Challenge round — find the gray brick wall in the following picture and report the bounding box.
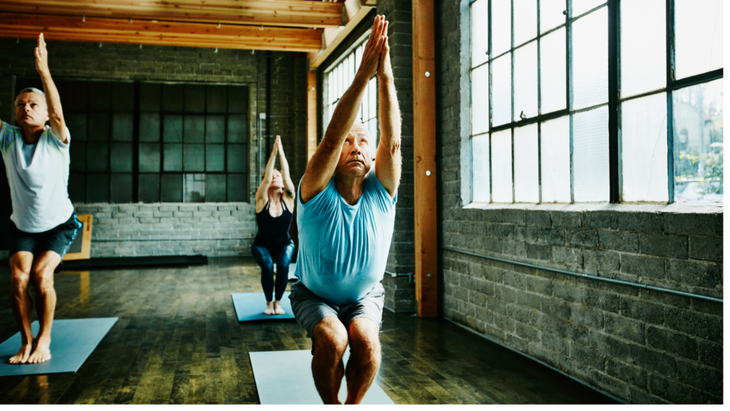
[0,38,306,259]
[437,0,722,404]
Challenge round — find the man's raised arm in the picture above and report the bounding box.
[374,32,401,198]
[35,33,67,144]
[299,16,389,204]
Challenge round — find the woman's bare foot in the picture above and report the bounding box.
[273,300,285,315]
[264,301,275,315]
[27,338,52,364]
[8,341,33,364]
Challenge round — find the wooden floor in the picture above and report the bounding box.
[0,258,617,404]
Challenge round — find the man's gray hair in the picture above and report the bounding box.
[15,87,47,107]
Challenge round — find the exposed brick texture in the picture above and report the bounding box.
[436,0,722,404]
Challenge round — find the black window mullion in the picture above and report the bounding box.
[608,0,620,203]
[666,0,676,203]
[510,0,516,203]
[488,0,494,203]
[132,82,140,203]
[567,0,575,203]
[537,0,543,203]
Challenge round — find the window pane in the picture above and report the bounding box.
[514,123,539,202]
[206,174,226,202]
[110,143,133,172]
[110,174,133,203]
[573,106,609,202]
[88,81,110,110]
[492,55,512,126]
[184,173,205,202]
[540,116,570,202]
[227,144,248,173]
[87,143,109,172]
[138,174,160,203]
[161,174,183,202]
[227,174,248,202]
[112,113,133,142]
[139,113,160,142]
[207,85,227,113]
[87,113,109,142]
[673,79,723,203]
[491,130,513,202]
[621,0,665,98]
[471,64,490,135]
[206,116,225,143]
[112,82,134,111]
[228,85,248,113]
[69,173,85,203]
[572,0,605,17]
[492,0,511,56]
[472,134,490,202]
[67,113,87,142]
[206,144,225,172]
[184,143,205,171]
[184,115,205,143]
[65,80,87,111]
[86,173,109,203]
[228,115,247,143]
[540,0,566,34]
[70,142,86,172]
[140,83,161,112]
[162,84,184,112]
[621,93,668,202]
[163,143,182,171]
[514,41,538,121]
[675,0,723,79]
[163,115,183,142]
[540,27,567,114]
[185,84,205,113]
[471,0,489,67]
[139,143,161,173]
[572,8,608,110]
[514,0,537,46]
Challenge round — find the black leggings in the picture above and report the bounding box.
[251,242,295,302]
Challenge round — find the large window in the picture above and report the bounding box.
[16,79,250,204]
[469,0,723,204]
[323,31,379,141]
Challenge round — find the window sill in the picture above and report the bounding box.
[463,201,723,214]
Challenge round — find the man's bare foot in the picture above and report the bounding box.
[264,301,275,315]
[27,339,52,364]
[8,341,33,364]
[273,300,285,315]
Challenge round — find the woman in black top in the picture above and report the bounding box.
[252,135,296,315]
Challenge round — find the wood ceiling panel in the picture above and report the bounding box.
[0,0,342,28]
[0,12,322,52]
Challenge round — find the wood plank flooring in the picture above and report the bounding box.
[0,258,617,404]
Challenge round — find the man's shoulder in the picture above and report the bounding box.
[0,122,19,151]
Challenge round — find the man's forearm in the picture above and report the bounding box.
[39,71,67,141]
[378,75,401,149]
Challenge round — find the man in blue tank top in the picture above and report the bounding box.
[289,15,401,404]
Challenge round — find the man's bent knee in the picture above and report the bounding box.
[348,318,381,358]
[313,317,349,357]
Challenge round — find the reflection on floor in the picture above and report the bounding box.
[0,257,618,404]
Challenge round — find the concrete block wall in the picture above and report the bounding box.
[437,0,722,404]
[0,38,306,259]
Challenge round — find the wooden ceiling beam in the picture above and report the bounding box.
[307,0,375,68]
[0,12,322,52]
[0,0,342,29]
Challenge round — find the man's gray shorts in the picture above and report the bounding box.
[288,281,385,339]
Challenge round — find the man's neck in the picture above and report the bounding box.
[19,125,44,145]
[334,173,365,205]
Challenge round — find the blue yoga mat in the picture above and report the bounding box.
[232,292,295,322]
[249,349,395,404]
[0,317,118,376]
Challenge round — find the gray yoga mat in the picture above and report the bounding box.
[249,349,395,404]
[0,317,118,376]
[232,292,295,321]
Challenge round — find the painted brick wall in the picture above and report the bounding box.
[0,38,306,259]
[437,0,722,404]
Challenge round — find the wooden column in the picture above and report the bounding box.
[307,70,318,161]
[412,0,438,318]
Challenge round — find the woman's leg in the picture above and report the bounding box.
[273,243,295,314]
[251,245,274,302]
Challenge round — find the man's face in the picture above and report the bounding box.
[15,92,48,128]
[336,125,373,177]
